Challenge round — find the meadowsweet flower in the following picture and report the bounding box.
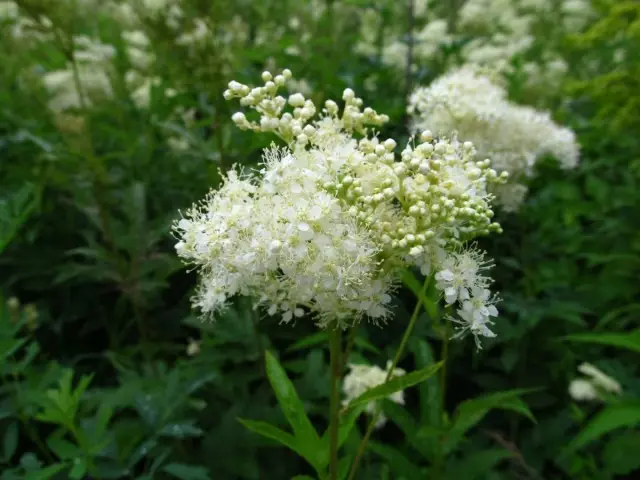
[578,363,622,395]
[408,66,579,211]
[568,379,598,401]
[342,362,406,428]
[448,287,499,348]
[569,363,622,402]
[176,69,504,345]
[435,248,494,304]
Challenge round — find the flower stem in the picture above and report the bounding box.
[347,274,431,480]
[328,327,343,480]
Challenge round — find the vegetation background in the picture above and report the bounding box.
[0,0,638,479]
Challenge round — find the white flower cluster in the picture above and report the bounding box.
[350,0,592,93]
[342,362,406,429]
[42,36,116,113]
[568,363,622,402]
[174,69,505,345]
[408,66,579,211]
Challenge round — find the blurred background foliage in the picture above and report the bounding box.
[0,0,639,479]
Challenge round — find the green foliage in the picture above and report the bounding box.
[0,0,639,478]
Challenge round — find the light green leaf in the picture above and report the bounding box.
[291,476,315,480]
[561,401,640,455]
[238,418,309,460]
[564,330,640,353]
[345,362,443,411]
[445,449,513,479]
[162,463,211,480]
[264,351,320,449]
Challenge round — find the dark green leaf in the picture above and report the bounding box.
[162,463,211,480]
[561,401,640,455]
[563,330,640,353]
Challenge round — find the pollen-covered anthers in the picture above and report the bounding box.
[225,69,389,144]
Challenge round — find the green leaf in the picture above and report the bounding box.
[442,388,538,453]
[369,442,423,478]
[445,449,513,479]
[318,404,367,469]
[158,422,204,439]
[345,362,443,410]
[603,431,640,475]
[286,332,328,352]
[238,418,309,460]
[561,401,640,455]
[291,477,315,480]
[563,330,640,353]
[3,421,18,461]
[24,464,67,480]
[162,463,211,480]
[411,339,441,428]
[69,459,87,480]
[264,351,320,450]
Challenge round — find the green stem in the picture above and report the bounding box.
[328,327,343,480]
[341,324,358,373]
[439,309,452,409]
[347,274,431,480]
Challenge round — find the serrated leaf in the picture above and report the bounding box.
[563,330,640,353]
[561,401,640,455]
[264,351,320,451]
[345,362,443,411]
[162,463,211,480]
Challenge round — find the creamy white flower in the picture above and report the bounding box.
[578,363,622,395]
[409,66,579,211]
[568,379,598,402]
[178,69,504,341]
[343,362,406,428]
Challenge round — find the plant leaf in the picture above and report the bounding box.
[442,388,539,453]
[264,351,320,451]
[563,330,640,353]
[560,401,640,455]
[445,448,513,479]
[345,362,443,410]
[238,418,310,460]
[286,332,328,352]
